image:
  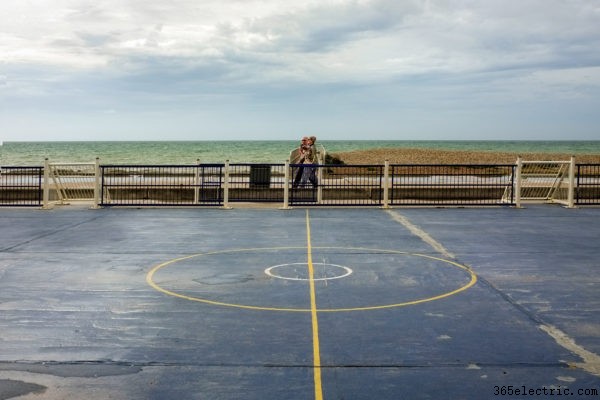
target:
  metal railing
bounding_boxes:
[227,163,286,203]
[0,166,44,206]
[290,164,384,206]
[99,164,224,206]
[2,161,599,209]
[390,164,516,206]
[286,163,516,207]
[576,164,600,205]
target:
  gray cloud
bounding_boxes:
[1,0,599,140]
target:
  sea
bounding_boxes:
[1,140,599,166]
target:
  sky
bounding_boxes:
[1,0,600,142]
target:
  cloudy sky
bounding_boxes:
[1,0,600,141]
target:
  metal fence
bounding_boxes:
[95,161,600,208]
[290,164,384,206]
[576,164,600,205]
[99,164,224,206]
[0,166,44,206]
[390,164,516,206]
[2,162,599,209]
[287,163,516,207]
[227,163,286,202]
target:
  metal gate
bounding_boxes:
[512,158,575,207]
[43,161,98,207]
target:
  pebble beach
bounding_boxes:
[332,148,600,165]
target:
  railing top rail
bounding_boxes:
[4,161,597,168]
[520,160,572,165]
[229,162,286,166]
[390,163,515,167]
[309,163,384,167]
[100,163,225,168]
[48,162,96,166]
[1,166,43,169]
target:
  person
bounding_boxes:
[300,136,318,187]
[292,137,309,188]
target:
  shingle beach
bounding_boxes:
[333,148,600,165]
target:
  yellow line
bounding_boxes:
[146,246,477,312]
[305,210,323,400]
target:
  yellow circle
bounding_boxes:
[146,246,477,312]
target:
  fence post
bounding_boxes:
[194,159,201,204]
[222,160,232,209]
[382,160,390,209]
[42,158,51,209]
[317,164,323,204]
[567,155,576,208]
[281,161,291,210]
[91,157,101,209]
[515,156,522,208]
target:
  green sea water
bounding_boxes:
[1,140,599,166]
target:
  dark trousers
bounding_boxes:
[292,166,304,188]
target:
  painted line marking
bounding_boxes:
[384,210,600,377]
[305,210,324,400]
[264,262,353,281]
[146,246,476,312]
[540,324,600,377]
[386,209,455,259]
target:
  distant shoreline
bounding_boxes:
[332,148,600,165]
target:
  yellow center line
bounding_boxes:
[305,210,323,400]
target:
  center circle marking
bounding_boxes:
[265,262,353,281]
[146,246,477,312]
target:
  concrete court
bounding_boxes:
[0,204,599,400]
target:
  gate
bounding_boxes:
[43,160,98,207]
[512,158,575,207]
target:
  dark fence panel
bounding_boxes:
[290,164,384,206]
[0,166,43,207]
[100,164,223,206]
[390,164,515,206]
[227,163,286,202]
[576,164,600,205]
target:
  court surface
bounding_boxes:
[1,205,600,399]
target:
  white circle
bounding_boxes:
[265,262,353,281]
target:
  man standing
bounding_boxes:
[300,136,318,187]
[292,137,309,188]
